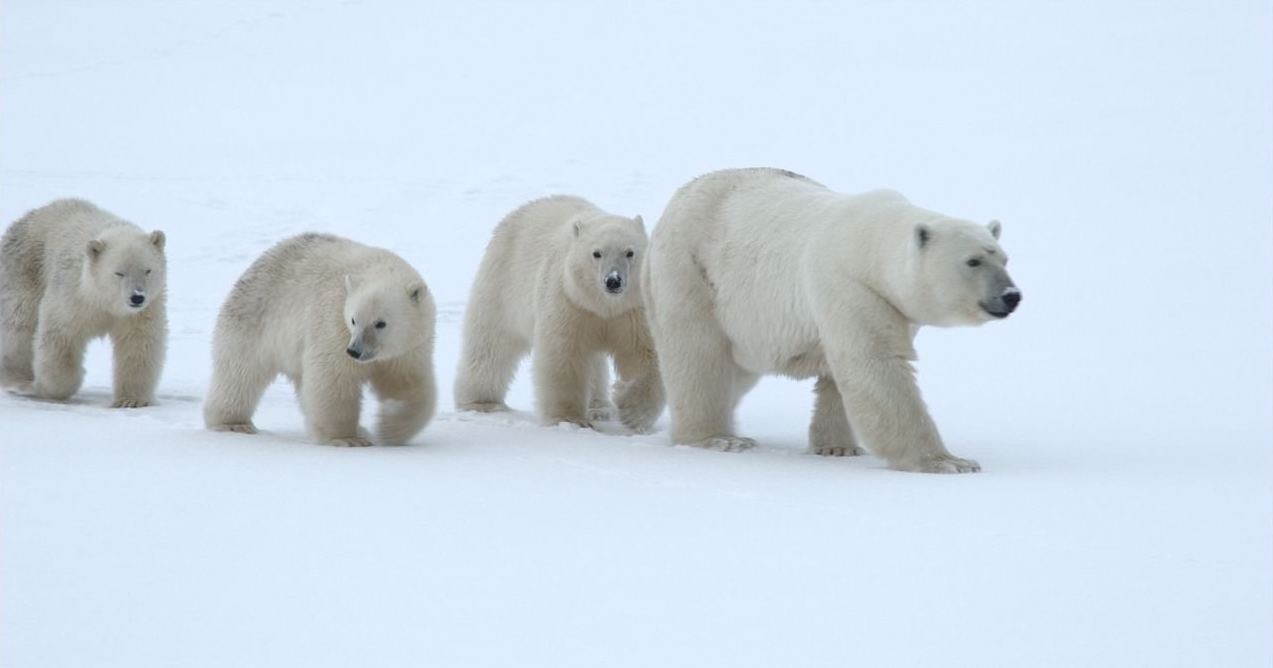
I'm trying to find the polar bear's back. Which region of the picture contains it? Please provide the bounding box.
[222,232,414,313]
[649,169,915,375]
[652,168,831,252]
[470,195,601,336]
[216,234,414,361]
[2,199,135,289]
[651,167,840,290]
[684,167,822,197]
[222,233,335,319]
[653,168,913,275]
[484,194,598,274]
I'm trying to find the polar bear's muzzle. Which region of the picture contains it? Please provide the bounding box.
[603,269,625,295]
[345,333,377,362]
[980,286,1022,319]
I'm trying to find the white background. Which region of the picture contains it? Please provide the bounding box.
[2,1,1270,666]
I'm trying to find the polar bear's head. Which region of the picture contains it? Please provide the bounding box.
[909,218,1021,326]
[84,226,167,316]
[565,213,648,316]
[342,274,432,363]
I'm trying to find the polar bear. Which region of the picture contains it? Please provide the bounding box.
[454,195,664,432]
[203,233,437,446]
[0,199,167,407]
[644,168,1021,473]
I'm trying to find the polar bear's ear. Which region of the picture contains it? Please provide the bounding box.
[344,274,358,293]
[406,281,424,305]
[87,239,105,260]
[987,220,1002,240]
[572,220,584,238]
[632,215,645,231]
[915,225,931,249]
[149,230,166,251]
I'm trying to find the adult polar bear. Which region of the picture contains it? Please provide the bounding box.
[644,168,1021,473]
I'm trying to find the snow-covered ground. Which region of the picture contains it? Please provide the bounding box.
[2,1,1270,666]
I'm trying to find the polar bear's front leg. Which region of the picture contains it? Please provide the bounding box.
[31,305,87,401]
[370,354,437,445]
[301,353,370,446]
[611,339,664,434]
[532,332,591,428]
[585,354,615,422]
[808,376,863,456]
[832,355,979,473]
[645,252,752,451]
[109,298,167,408]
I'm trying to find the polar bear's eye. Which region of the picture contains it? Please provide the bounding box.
[374,321,386,330]
[351,318,356,326]
[592,251,601,259]
[966,259,982,268]
[145,269,152,275]
[114,272,124,277]
[625,250,635,258]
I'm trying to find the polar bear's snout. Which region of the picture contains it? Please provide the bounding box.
[129,291,146,308]
[345,337,376,362]
[345,331,376,362]
[1001,288,1022,312]
[981,286,1022,319]
[604,269,625,295]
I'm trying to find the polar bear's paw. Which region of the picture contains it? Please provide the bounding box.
[327,436,374,447]
[550,417,594,430]
[459,401,510,413]
[111,397,152,409]
[904,454,981,474]
[617,403,660,434]
[695,435,756,453]
[0,369,34,390]
[812,444,865,457]
[211,421,258,434]
[587,404,616,423]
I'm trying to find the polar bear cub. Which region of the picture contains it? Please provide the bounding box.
[0,199,167,407]
[204,233,437,446]
[644,168,1022,473]
[455,195,664,431]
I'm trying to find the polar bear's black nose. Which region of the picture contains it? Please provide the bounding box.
[1002,290,1021,312]
[604,275,623,293]
[346,347,362,360]
[130,294,145,307]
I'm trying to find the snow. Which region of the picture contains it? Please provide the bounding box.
[2,1,1271,666]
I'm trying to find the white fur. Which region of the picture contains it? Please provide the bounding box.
[454,195,664,431]
[643,168,1020,473]
[0,199,168,407]
[203,233,437,446]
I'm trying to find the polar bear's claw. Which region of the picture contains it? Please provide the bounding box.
[461,401,510,414]
[328,436,374,447]
[211,422,258,434]
[812,444,865,457]
[695,435,756,452]
[587,405,615,422]
[552,417,594,430]
[908,455,981,474]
